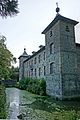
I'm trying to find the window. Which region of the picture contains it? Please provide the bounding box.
[50,31,52,37]
[29,71,30,77]
[66,26,70,32]
[38,55,41,63]
[27,62,28,68]
[50,43,54,54]
[44,52,45,60]
[34,57,37,64]
[35,68,37,77]
[31,60,33,66]
[50,62,54,74]
[29,61,30,67]
[27,71,28,76]
[31,69,33,76]
[44,66,46,76]
[39,67,41,76]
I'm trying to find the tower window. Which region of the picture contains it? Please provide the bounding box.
[66,26,70,32]
[50,31,53,37]
[50,43,54,54]
[50,62,54,74]
[44,52,45,60]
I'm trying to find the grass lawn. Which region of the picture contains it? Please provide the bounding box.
[19,89,80,120]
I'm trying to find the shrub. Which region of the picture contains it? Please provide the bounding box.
[0,84,6,119]
[18,77,46,96]
[19,77,31,90]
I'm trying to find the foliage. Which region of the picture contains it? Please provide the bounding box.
[17,77,46,96]
[0,35,16,79]
[0,84,6,119]
[10,66,19,80]
[0,0,19,18]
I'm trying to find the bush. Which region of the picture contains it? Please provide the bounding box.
[18,77,31,90]
[17,77,46,96]
[0,84,6,119]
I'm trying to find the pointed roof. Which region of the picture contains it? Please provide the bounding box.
[18,48,29,59]
[42,14,79,34]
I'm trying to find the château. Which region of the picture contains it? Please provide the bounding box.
[19,5,80,100]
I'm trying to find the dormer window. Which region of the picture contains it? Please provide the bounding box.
[50,30,53,37]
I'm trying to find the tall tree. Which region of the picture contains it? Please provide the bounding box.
[0,0,19,18]
[10,66,19,80]
[0,35,16,79]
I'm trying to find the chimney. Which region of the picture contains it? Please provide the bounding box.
[32,51,36,54]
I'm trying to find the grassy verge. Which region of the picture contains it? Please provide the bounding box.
[18,90,80,120]
[0,84,6,119]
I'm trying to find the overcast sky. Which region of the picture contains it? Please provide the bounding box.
[0,0,80,66]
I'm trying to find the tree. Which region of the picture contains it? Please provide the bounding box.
[0,35,16,79]
[0,0,19,18]
[10,66,19,80]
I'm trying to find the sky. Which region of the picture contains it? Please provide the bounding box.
[0,0,80,66]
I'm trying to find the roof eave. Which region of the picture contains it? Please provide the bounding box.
[42,15,79,34]
[24,46,45,63]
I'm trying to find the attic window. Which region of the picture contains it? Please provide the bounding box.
[50,31,52,37]
[66,26,70,32]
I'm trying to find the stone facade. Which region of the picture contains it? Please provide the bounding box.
[19,13,80,100]
[23,46,46,79]
[18,48,29,80]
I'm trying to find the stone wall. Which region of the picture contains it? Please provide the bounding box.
[45,21,62,99]
[60,21,78,99]
[76,45,80,95]
[19,56,28,80]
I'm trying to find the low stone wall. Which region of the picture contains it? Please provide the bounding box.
[1,79,17,87]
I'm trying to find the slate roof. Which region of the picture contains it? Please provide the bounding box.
[24,46,45,63]
[42,14,79,34]
[18,50,29,59]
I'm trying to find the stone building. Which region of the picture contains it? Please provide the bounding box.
[19,6,80,100]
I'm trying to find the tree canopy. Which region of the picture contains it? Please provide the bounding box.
[0,35,16,79]
[0,0,19,18]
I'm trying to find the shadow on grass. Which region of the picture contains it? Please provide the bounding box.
[27,96,80,113]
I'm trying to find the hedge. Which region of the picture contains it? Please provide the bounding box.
[16,77,46,96]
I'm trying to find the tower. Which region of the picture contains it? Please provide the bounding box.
[42,5,79,100]
[18,48,29,80]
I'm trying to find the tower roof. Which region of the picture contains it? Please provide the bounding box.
[42,14,79,34]
[18,48,29,59]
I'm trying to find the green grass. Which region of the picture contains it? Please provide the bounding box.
[18,89,80,120]
[28,95,80,119]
